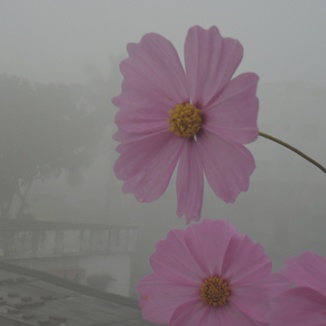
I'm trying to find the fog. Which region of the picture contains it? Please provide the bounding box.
[0,0,325,299]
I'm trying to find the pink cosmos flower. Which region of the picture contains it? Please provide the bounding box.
[138,219,287,325]
[113,26,259,223]
[269,251,326,326]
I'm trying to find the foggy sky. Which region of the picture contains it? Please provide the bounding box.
[1,1,326,85]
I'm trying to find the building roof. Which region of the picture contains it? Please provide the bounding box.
[0,261,153,326]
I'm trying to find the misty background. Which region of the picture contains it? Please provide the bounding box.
[0,0,325,298]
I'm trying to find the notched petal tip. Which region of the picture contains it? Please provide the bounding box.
[177,208,201,225]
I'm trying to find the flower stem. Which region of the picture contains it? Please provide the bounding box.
[258,131,326,174]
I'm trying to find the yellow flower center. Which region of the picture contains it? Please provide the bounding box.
[200,276,230,307]
[168,102,202,138]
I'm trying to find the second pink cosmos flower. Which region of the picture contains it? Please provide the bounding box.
[138,219,288,325]
[113,25,259,223]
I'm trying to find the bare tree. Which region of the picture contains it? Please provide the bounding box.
[0,74,108,219]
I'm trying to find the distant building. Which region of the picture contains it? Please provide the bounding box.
[0,220,137,297]
[0,261,152,325]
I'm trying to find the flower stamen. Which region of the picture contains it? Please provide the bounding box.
[168,102,202,138]
[200,276,230,307]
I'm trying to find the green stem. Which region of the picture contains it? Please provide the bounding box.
[259,131,326,174]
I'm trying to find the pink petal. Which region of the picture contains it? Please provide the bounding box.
[150,229,205,284]
[176,140,204,223]
[231,282,275,323]
[170,300,260,326]
[170,299,220,326]
[254,272,292,298]
[114,131,182,202]
[114,96,170,135]
[241,273,291,323]
[228,304,267,326]
[112,80,171,116]
[184,26,243,108]
[269,287,326,325]
[282,251,326,296]
[184,219,238,276]
[119,32,188,108]
[137,273,198,324]
[221,234,271,286]
[198,130,255,203]
[205,306,233,325]
[204,73,259,144]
